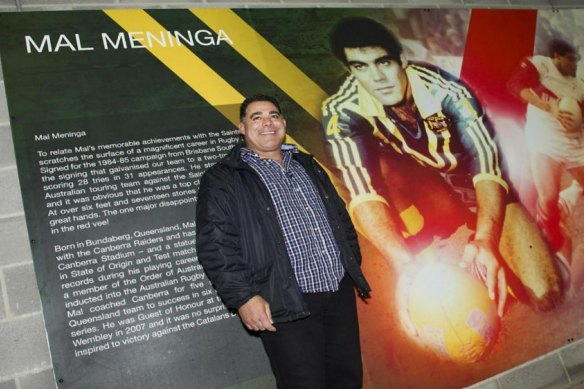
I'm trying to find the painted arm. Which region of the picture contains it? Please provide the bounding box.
[352,200,412,271]
[446,76,509,315]
[462,180,508,316]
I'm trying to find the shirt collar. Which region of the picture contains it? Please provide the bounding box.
[241,143,298,168]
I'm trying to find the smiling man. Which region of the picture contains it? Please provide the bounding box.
[321,17,565,330]
[196,94,370,388]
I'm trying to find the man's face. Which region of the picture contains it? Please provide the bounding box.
[345,46,408,106]
[238,100,286,158]
[553,51,579,77]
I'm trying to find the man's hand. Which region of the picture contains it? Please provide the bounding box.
[557,110,578,132]
[460,239,507,317]
[238,295,276,332]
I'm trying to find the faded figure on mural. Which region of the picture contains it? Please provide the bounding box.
[508,38,584,292]
[196,94,370,388]
[321,16,567,339]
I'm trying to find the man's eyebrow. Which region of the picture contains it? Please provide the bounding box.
[347,60,367,67]
[374,55,395,63]
[249,110,281,118]
[347,55,394,67]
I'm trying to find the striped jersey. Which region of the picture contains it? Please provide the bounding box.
[321,62,508,212]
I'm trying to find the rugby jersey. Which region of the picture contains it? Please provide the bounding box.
[322,62,508,213]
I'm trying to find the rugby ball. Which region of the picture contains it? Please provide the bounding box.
[558,96,583,132]
[406,262,500,363]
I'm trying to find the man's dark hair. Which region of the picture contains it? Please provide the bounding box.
[239,94,282,121]
[548,38,576,57]
[330,17,403,65]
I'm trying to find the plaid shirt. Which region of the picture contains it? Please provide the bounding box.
[241,145,345,293]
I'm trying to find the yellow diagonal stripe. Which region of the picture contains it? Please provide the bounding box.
[103,9,310,153]
[104,9,242,124]
[191,8,328,122]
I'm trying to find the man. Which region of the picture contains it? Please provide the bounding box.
[196,94,370,388]
[508,38,584,264]
[321,16,563,324]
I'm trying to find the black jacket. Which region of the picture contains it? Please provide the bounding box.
[195,143,370,323]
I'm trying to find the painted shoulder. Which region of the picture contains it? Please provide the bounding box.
[322,75,360,117]
[409,61,473,100]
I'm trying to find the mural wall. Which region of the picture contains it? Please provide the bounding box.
[0,8,583,389]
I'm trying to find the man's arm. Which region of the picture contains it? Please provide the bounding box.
[462,176,508,317]
[352,200,412,271]
[446,75,510,315]
[518,88,577,131]
[519,88,553,111]
[353,199,424,340]
[195,168,275,332]
[507,56,551,111]
[508,57,544,106]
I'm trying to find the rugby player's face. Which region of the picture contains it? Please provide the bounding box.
[345,46,408,106]
[555,51,579,77]
[238,101,286,159]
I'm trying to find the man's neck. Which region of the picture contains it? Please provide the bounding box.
[263,151,284,165]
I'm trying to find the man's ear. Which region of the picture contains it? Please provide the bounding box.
[237,122,246,135]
